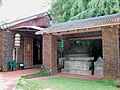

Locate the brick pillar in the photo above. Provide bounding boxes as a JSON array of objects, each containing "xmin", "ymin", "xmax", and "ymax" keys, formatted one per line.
[
  {"xmin": 43, "ymin": 34, "xmax": 58, "ymax": 74},
  {"xmin": 0, "ymin": 31, "xmax": 3, "ymax": 71},
  {"xmin": 102, "ymin": 27, "xmax": 119, "ymax": 79}
]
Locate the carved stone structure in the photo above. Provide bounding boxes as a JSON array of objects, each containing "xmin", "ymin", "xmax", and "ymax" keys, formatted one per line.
[
  {"xmin": 61, "ymin": 44, "xmax": 94, "ymax": 75},
  {"xmin": 61, "ymin": 54, "xmax": 94, "ymax": 75}
]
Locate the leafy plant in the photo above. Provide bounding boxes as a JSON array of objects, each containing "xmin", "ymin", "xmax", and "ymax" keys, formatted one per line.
[{"xmin": 21, "ymin": 69, "xmax": 51, "ymax": 79}]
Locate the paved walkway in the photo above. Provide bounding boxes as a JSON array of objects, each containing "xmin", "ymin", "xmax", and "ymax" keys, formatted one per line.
[
  {"xmin": 0, "ymin": 68, "xmax": 100, "ymax": 90},
  {"xmin": 0, "ymin": 67, "xmax": 40, "ymax": 90}
]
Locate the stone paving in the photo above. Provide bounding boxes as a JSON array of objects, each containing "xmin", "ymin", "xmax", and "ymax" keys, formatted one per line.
[{"xmin": 0, "ymin": 67, "xmax": 40, "ymax": 90}]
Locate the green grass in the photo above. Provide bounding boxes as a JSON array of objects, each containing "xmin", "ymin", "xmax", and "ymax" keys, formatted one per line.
[{"xmin": 15, "ymin": 77, "xmax": 120, "ymax": 90}]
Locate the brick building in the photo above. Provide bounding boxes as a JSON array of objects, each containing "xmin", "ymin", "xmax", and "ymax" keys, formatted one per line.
[
  {"xmin": 0, "ymin": 12, "xmax": 120, "ymax": 79},
  {"xmin": 36, "ymin": 13, "xmax": 120, "ymax": 79},
  {"xmin": 0, "ymin": 12, "xmax": 52, "ymax": 71}
]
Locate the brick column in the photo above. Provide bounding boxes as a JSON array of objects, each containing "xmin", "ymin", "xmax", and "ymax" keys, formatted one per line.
[
  {"xmin": 43, "ymin": 34, "xmax": 58, "ymax": 74},
  {"xmin": 102, "ymin": 27, "xmax": 119, "ymax": 79},
  {"xmin": 0, "ymin": 31, "xmax": 3, "ymax": 71}
]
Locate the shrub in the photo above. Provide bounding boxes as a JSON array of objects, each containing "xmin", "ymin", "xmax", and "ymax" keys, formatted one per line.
[{"xmin": 21, "ymin": 68, "xmax": 51, "ymax": 79}]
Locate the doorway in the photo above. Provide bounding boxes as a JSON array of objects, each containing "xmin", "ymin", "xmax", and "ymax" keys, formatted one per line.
[{"xmin": 33, "ymin": 39, "xmax": 42, "ymax": 65}]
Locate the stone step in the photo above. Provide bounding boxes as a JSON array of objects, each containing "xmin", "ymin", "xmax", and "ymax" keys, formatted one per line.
[
  {"xmin": 65, "ymin": 57, "xmax": 94, "ymax": 61},
  {"xmin": 64, "ymin": 65, "xmax": 90, "ymax": 70},
  {"xmin": 61, "ymin": 69, "xmax": 92, "ymax": 75},
  {"xmin": 64, "ymin": 60, "xmax": 91, "ymax": 65},
  {"xmin": 65, "ymin": 54, "xmax": 90, "ymax": 57}
]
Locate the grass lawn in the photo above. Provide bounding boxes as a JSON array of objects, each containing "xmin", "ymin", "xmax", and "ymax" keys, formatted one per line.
[{"xmin": 15, "ymin": 77, "xmax": 120, "ymax": 90}]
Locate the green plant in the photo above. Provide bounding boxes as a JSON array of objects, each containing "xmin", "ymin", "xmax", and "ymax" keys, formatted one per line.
[{"xmin": 21, "ymin": 69, "xmax": 51, "ymax": 79}]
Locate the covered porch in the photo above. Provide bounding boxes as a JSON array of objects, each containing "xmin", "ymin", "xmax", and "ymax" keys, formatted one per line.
[
  {"xmin": 36, "ymin": 13, "xmax": 120, "ymax": 79},
  {"xmin": 0, "ymin": 12, "xmax": 51, "ymax": 71}
]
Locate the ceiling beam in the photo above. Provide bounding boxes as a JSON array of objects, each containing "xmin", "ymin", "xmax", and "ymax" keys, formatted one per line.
[
  {"xmin": 51, "ymin": 28, "xmax": 102, "ymax": 35},
  {"xmin": 69, "ymin": 36, "xmax": 102, "ymax": 40}
]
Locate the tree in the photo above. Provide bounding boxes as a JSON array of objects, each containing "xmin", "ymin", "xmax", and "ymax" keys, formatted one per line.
[
  {"xmin": 50, "ymin": 0, "xmax": 90, "ymax": 23},
  {"xmin": 50, "ymin": 0, "xmax": 72, "ymax": 23},
  {"xmin": 50, "ymin": 0, "xmax": 120, "ymax": 23}
]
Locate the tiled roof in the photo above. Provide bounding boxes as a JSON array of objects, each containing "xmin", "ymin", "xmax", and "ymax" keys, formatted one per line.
[
  {"xmin": 36, "ymin": 13, "xmax": 120, "ymax": 34},
  {"xmin": 0, "ymin": 11, "xmax": 51, "ymax": 29}
]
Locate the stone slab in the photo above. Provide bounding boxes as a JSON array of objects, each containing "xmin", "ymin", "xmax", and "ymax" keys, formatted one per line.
[{"xmin": 61, "ymin": 69, "xmax": 92, "ymax": 75}]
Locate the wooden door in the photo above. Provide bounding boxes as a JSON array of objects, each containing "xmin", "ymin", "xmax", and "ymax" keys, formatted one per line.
[{"xmin": 24, "ymin": 37, "xmax": 33, "ymax": 68}]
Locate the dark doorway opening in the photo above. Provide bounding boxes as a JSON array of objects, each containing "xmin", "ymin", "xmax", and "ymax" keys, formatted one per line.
[{"xmin": 33, "ymin": 39, "xmax": 42, "ymax": 65}]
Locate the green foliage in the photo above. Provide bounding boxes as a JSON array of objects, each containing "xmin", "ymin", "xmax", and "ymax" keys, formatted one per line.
[
  {"xmin": 87, "ymin": 0, "xmax": 120, "ymax": 14},
  {"xmin": 50, "ymin": 0, "xmax": 90, "ymax": 23},
  {"xmin": 75, "ymin": 40, "xmax": 93, "ymax": 46},
  {"xmin": 58, "ymin": 39, "xmax": 64, "ymax": 52},
  {"xmin": 50, "ymin": 0, "xmax": 120, "ymax": 23},
  {"xmin": 21, "ymin": 69, "xmax": 51, "ymax": 79}
]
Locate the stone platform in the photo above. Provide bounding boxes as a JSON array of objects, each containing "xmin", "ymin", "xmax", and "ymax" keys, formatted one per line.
[{"xmin": 61, "ymin": 54, "xmax": 94, "ymax": 75}]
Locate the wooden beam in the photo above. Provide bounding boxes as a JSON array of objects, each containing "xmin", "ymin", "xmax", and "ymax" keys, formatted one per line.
[
  {"xmin": 69, "ymin": 36, "xmax": 102, "ymax": 40},
  {"xmin": 51, "ymin": 28, "xmax": 102, "ymax": 35}
]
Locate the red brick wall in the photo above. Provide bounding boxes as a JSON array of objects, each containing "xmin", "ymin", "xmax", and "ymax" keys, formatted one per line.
[
  {"xmin": 43, "ymin": 34, "xmax": 58, "ymax": 74},
  {"xmin": 0, "ymin": 31, "xmax": 34, "ymax": 71},
  {"xmin": 102, "ymin": 27, "xmax": 120, "ymax": 79},
  {"xmin": 1, "ymin": 31, "xmax": 15, "ymax": 71}
]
